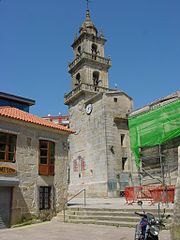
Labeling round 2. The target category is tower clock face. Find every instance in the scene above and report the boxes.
[85,104,93,115]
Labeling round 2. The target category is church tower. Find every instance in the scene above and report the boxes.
[65,7,133,197]
[68,9,111,95]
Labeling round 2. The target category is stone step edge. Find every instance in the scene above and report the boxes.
[61,211,173,217]
[54,214,138,220]
[66,207,173,212]
[62,212,143,217]
[65,219,171,229]
[67,215,140,220]
[64,214,172,222]
[67,219,137,227]
[63,210,173,215]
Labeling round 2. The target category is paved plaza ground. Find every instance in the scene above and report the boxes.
[0,197,173,239]
[0,221,171,240]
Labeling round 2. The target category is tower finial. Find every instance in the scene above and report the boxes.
[86,0,90,11]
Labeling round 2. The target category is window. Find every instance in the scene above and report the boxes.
[114,98,117,102]
[67,167,70,184]
[122,157,127,171]
[39,186,51,210]
[39,140,55,176]
[75,73,81,86]
[91,43,98,59]
[77,46,81,55]
[0,132,17,162]
[93,71,101,91]
[120,134,125,146]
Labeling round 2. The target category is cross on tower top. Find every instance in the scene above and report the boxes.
[86,0,91,10]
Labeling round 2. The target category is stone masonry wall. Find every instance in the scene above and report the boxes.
[104,93,133,196]
[68,94,108,197]
[68,91,133,197]
[0,117,69,225]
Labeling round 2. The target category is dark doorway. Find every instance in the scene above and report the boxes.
[0,187,12,228]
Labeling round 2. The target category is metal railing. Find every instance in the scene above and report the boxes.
[64,83,115,103]
[68,51,111,71]
[63,188,86,222]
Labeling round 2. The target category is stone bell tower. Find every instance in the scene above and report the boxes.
[69,9,111,91]
[65,8,133,197]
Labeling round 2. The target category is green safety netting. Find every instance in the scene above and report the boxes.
[128,100,180,168]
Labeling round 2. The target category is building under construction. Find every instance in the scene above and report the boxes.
[128,91,180,187]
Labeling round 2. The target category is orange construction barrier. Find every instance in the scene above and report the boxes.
[125,186,154,205]
[149,185,175,203]
[124,186,135,204]
[125,185,175,205]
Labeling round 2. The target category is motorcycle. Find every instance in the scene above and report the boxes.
[134,204,170,240]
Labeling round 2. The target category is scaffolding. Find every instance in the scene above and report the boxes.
[128,99,180,202]
[128,99,180,168]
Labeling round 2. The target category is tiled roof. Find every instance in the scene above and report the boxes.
[0,106,74,133]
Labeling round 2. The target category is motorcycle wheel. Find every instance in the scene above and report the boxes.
[134,224,143,240]
[146,234,158,240]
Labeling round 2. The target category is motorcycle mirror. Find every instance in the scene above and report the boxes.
[166,214,171,219]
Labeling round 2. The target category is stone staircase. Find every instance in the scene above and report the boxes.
[53,207,173,229]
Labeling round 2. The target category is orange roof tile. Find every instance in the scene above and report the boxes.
[0,106,74,133]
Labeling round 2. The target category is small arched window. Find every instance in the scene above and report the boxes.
[77,46,81,54]
[76,46,81,58]
[93,71,101,90]
[75,73,81,86]
[91,44,98,59]
[92,44,97,53]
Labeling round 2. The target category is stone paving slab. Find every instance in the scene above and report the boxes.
[0,221,171,240]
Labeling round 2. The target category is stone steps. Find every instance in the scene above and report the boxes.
[67,219,137,228]
[53,207,173,229]
[68,214,139,222]
[68,210,139,217]
[61,206,172,214]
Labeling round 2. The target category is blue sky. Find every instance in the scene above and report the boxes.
[0,0,179,116]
